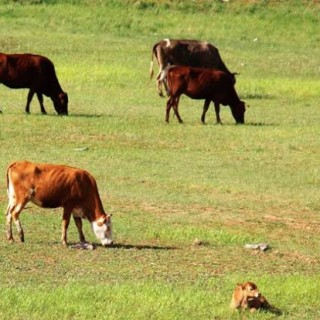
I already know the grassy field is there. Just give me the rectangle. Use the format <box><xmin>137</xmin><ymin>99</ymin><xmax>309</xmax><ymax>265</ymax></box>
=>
<box><xmin>0</xmin><ymin>1</ymin><xmax>320</xmax><ymax>319</ymax></box>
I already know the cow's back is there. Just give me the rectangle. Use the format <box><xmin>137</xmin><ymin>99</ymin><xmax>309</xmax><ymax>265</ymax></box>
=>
<box><xmin>159</xmin><ymin>40</ymin><xmax>230</xmax><ymax>71</ymax></box>
<box><xmin>166</xmin><ymin>66</ymin><xmax>230</xmax><ymax>98</ymax></box>
<box><xmin>0</xmin><ymin>53</ymin><xmax>57</xmax><ymax>91</ymax></box>
<box><xmin>8</xmin><ymin>161</ymin><xmax>98</xmax><ymax>209</ymax></box>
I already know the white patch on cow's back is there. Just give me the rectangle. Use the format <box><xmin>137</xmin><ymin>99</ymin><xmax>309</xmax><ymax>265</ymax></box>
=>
<box><xmin>201</xmin><ymin>41</ymin><xmax>209</xmax><ymax>49</ymax></box>
<box><xmin>164</xmin><ymin>38</ymin><xmax>171</xmax><ymax>47</ymax></box>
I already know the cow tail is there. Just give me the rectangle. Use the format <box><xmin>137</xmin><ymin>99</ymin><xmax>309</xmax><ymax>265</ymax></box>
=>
<box><xmin>159</xmin><ymin>67</ymin><xmax>171</xmax><ymax>97</ymax></box>
<box><xmin>6</xmin><ymin>166</ymin><xmax>9</xmax><ymax>194</ymax></box>
<box><xmin>6</xmin><ymin>162</ymin><xmax>14</xmax><ymax>200</ymax></box>
<box><xmin>149</xmin><ymin>43</ymin><xmax>158</xmax><ymax>80</ymax></box>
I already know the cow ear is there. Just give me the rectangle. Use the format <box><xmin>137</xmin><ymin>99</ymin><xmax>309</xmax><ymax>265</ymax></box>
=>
<box><xmin>241</xmin><ymin>283</ymin><xmax>247</xmax><ymax>290</ymax></box>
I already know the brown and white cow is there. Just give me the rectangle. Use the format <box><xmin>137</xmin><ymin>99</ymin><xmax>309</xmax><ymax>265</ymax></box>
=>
<box><xmin>150</xmin><ymin>39</ymin><xmax>235</xmax><ymax>96</ymax></box>
<box><xmin>0</xmin><ymin>53</ymin><xmax>68</xmax><ymax>115</ymax></box>
<box><xmin>162</xmin><ymin>66</ymin><xmax>245</xmax><ymax>124</ymax></box>
<box><xmin>5</xmin><ymin>161</ymin><xmax>112</xmax><ymax>246</ymax></box>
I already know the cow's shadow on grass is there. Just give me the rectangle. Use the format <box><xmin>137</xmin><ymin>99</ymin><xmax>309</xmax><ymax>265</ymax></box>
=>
<box><xmin>22</xmin><ymin>113</ymin><xmax>106</xmax><ymax>118</ymax></box>
<box><xmin>66</xmin><ymin>242</ymin><xmax>176</xmax><ymax>250</ymax></box>
<box><xmin>245</xmin><ymin>122</ymin><xmax>278</xmax><ymax>127</ymax></box>
<box><xmin>69</xmin><ymin>113</ymin><xmax>106</xmax><ymax>118</ymax></box>
<box><xmin>205</xmin><ymin>122</ymin><xmax>278</xmax><ymax>127</ymax></box>
<box><xmin>106</xmin><ymin>243</ymin><xmax>176</xmax><ymax>250</ymax></box>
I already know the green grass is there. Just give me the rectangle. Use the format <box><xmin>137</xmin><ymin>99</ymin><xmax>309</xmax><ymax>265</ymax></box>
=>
<box><xmin>0</xmin><ymin>1</ymin><xmax>320</xmax><ymax>319</ymax></box>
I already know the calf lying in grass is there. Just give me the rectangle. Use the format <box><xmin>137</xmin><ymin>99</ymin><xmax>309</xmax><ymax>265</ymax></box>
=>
<box><xmin>230</xmin><ymin>281</ymin><xmax>272</xmax><ymax>312</ymax></box>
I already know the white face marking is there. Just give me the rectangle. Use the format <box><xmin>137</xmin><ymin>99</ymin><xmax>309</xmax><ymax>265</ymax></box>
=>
<box><xmin>92</xmin><ymin>219</ymin><xmax>112</xmax><ymax>245</ymax></box>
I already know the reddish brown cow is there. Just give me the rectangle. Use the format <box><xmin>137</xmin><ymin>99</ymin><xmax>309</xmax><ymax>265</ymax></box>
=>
<box><xmin>150</xmin><ymin>39</ymin><xmax>235</xmax><ymax>96</ymax></box>
<box><xmin>162</xmin><ymin>66</ymin><xmax>245</xmax><ymax>124</ymax></box>
<box><xmin>5</xmin><ymin>161</ymin><xmax>112</xmax><ymax>246</ymax></box>
<box><xmin>0</xmin><ymin>53</ymin><xmax>68</xmax><ymax>115</ymax></box>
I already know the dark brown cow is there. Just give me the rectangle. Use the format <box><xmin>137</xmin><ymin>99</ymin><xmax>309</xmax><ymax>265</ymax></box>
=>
<box><xmin>5</xmin><ymin>161</ymin><xmax>113</xmax><ymax>246</ymax></box>
<box><xmin>150</xmin><ymin>39</ymin><xmax>235</xmax><ymax>96</ymax></box>
<box><xmin>0</xmin><ymin>53</ymin><xmax>68</xmax><ymax>115</ymax></box>
<box><xmin>162</xmin><ymin>66</ymin><xmax>245</xmax><ymax>124</ymax></box>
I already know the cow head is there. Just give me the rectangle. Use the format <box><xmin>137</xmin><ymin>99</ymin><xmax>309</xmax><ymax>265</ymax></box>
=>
<box><xmin>231</xmin><ymin>101</ymin><xmax>245</xmax><ymax>124</ymax></box>
<box><xmin>241</xmin><ymin>282</ymin><xmax>261</xmax><ymax>299</ymax></box>
<box><xmin>92</xmin><ymin>214</ymin><xmax>113</xmax><ymax>246</ymax></box>
<box><xmin>52</xmin><ymin>92</ymin><xmax>68</xmax><ymax>115</ymax></box>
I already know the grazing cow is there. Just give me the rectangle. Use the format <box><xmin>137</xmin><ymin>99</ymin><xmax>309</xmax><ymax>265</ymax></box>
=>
<box><xmin>5</xmin><ymin>161</ymin><xmax>113</xmax><ymax>246</ymax></box>
<box><xmin>0</xmin><ymin>53</ymin><xmax>68</xmax><ymax>115</ymax></box>
<box><xmin>150</xmin><ymin>39</ymin><xmax>235</xmax><ymax>96</ymax></box>
<box><xmin>162</xmin><ymin>66</ymin><xmax>245</xmax><ymax>124</ymax></box>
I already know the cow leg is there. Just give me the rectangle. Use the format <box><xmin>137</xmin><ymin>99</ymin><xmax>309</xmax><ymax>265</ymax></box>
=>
<box><xmin>73</xmin><ymin>216</ymin><xmax>86</xmax><ymax>243</ymax></box>
<box><xmin>165</xmin><ymin>97</ymin><xmax>174</xmax><ymax>123</ymax></box>
<box><xmin>5</xmin><ymin>204</ymin><xmax>14</xmax><ymax>242</ymax></box>
<box><xmin>14</xmin><ymin>217</ymin><xmax>25</xmax><ymax>242</ymax></box>
<box><xmin>6</xmin><ymin>200</ymin><xmax>27</xmax><ymax>243</ymax></box>
<box><xmin>214</xmin><ymin>102</ymin><xmax>222</xmax><ymax>124</ymax></box>
<box><xmin>61</xmin><ymin>207</ymin><xmax>72</xmax><ymax>246</ymax></box>
<box><xmin>25</xmin><ymin>90</ymin><xmax>35</xmax><ymax>114</ymax></box>
<box><xmin>157</xmin><ymin>74</ymin><xmax>164</xmax><ymax>97</ymax></box>
<box><xmin>201</xmin><ymin>99</ymin><xmax>211</xmax><ymax>124</ymax></box>
<box><xmin>172</xmin><ymin>96</ymin><xmax>183</xmax><ymax>124</ymax></box>
<box><xmin>36</xmin><ymin>93</ymin><xmax>47</xmax><ymax>115</ymax></box>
